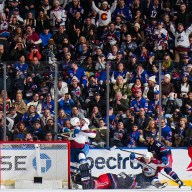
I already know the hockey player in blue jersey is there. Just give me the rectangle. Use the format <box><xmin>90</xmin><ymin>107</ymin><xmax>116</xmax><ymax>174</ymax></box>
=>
<box><xmin>145</xmin><ymin>133</ymin><xmax>185</xmax><ymax>188</ymax></box>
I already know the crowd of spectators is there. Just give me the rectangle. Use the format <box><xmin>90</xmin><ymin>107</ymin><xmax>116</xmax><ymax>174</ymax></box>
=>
<box><xmin>0</xmin><ymin>0</ymin><xmax>192</xmax><ymax>148</ymax></box>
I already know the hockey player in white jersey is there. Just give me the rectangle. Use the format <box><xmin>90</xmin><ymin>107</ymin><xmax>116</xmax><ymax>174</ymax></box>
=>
<box><xmin>68</xmin><ymin>117</ymin><xmax>96</xmax><ymax>189</ymax></box>
<box><xmin>130</xmin><ymin>152</ymin><xmax>168</xmax><ymax>189</ymax></box>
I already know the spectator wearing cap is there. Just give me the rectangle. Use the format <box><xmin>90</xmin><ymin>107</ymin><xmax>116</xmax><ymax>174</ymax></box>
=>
<box><xmin>86</xmin><ymin>91</ymin><xmax>106</xmax><ymax>116</ymax></box>
<box><xmin>162</xmin><ymin>74</ymin><xmax>175</xmax><ymax>98</ymax></box>
<box><xmin>180</xmin><ymin>54</ymin><xmax>191</xmax><ymax>72</ymax></box>
<box><xmin>185</xmin><ymin>64</ymin><xmax>192</xmax><ymax>79</ymax></box>
<box><xmin>131</xmin><ymin>22</ymin><xmax>145</xmax><ymax>47</ymax></box>
<box><xmin>111</xmin><ymin>91</ymin><xmax>129</xmax><ymax>114</ymax></box>
<box><xmin>68</xmin><ymin>76</ymin><xmax>84</xmax><ymax>106</ymax></box>
<box><xmin>50</xmin><ymin>78</ymin><xmax>68</xmax><ymax>100</ymax></box>
<box><xmin>152</xmin><ymin>20</ymin><xmax>168</xmax><ymax>51</ymax></box>
<box><xmin>111</xmin><ymin>75</ymin><xmax>132</xmax><ymax>101</ymax></box>
<box><xmin>50</xmin><ymin>0</ymin><xmax>67</xmax><ymax>32</ymax></box>
<box><xmin>42</xmin><ymin>93</ymin><xmax>55</xmax><ymax>114</ymax></box>
<box><xmin>162</xmin><ymin>92</ymin><xmax>182</xmax><ymax>119</ymax></box>
<box><xmin>121</xmin><ymin>33</ymin><xmax>137</xmax><ymax>56</ymax></box>
<box><xmin>11</xmin><ymin>7</ymin><xmax>24</xmax><ymax>23</ymax></box>
<box><xmin>39</xmin><ymin>26</ymin><xmax>52</xmax><ymax>49</ymax></box>
<box><xmin>22</xmin><ymin>105</ymin><xmax>40</xmax><ymax>131</ymax></box>
<box><xmin>145</xmin><ymin>51</ymin><xmax>156</xmax><ymax>71</ymax></box>
<box><xmin>28</xmin><ymin>45</ymin><xmax>41</xmax><ymax>61</ymax></box>
<box><xmin>170</xmin><ymin>22</ymin><xmax>192</xmax><ymax>63</ymax></box>
<box><xmin>67</xmin><ymin>61</ymin><xmax>87</xmax><ymax>87</ymax></box>
<box><xmin>95</xmin><ymin>53</ymin><xmax>106</xmax><ymax>71</ymax></box>
<box><xmin>127</xmin><ymin>54</ymin><xmax>138</xmax><ymax>72</ymax></box>
<box><xmin>92</xmin><ymin>0</ymin><xmax>117</xmax><ymax>37</ymax></box>
<box><xmin>113</xmin><ymin>0</ymin><xmax>132</xmax><ymax>23</ymax></box>
<box><xmin>130</xmin><ymin>88</ymin><xmax>148</xmax><ymax>114</ymax></box>
<box><xmin>143</xmin><ymin>75</ymin><xmax>159</xmax><ymax>101</ymax></box>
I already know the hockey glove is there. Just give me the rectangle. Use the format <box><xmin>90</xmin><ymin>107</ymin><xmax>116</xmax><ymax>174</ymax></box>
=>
<box><xmin>130</xmin><ymin>153</ymin><xmax>136</xmax><ymax>160</ymax></box>
<box><xmin>161</xmin><ymin>156</ymin><xmax>168</xmax><ymax>165</ymax></box>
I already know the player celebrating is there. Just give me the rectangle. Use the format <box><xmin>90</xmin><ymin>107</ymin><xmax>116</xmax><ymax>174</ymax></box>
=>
<box><xmin>145</xmin><ymin>133</ymin><xmax>185</xmax><ymax>187</ymax></box>
<box><xmin>129</xmin><ymin>151</ymin><xmax>168</xmax><ymax>189</ymax></box>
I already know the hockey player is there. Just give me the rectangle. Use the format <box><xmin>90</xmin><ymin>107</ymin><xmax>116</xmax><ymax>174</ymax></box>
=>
<box><xmin>129</xmin><ymin>151</ymin><xmax>168</xmax><ymax>189</ymax></box>
<box><xmin>69</xmin><ymin>117</ymin><xmax>96</xmax><ymax>171</ymax></box>
<box><xmin>145</xmin><ymin>133</ymin><xmax>185</xmax><ymax>187</ymax></box>
<box><xmin>73</xmin><ymin>171</ymin><xmax>140</xmax><ymax>189</ymax></box>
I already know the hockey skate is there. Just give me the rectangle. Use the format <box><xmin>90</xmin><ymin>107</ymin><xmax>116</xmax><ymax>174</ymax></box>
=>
<box><xmin>154</xmin><ymin>182</ymin><xmax>168</xmax><ymax>189</ymax></box>
<box><xmin>79</xmin><ymin>163</ymin><xmax>94</xmax><ymax>189</ymax></box>
<box><xmin>175</xmin><ymin>179</ymin><xmax>186</xmax><ymax>188</ymax></box>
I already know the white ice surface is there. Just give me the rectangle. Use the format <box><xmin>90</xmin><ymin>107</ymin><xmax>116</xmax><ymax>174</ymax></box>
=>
<box><xmin>0</xmin><ymin>186</ymin><xmax>192</xmax><ymax>192</ymax></box>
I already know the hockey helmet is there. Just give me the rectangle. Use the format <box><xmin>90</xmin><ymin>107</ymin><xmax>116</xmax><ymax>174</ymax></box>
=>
<box><xmin>70</xmin><ymin>117</ymin><xmax>80</xmax><ymax>126</ymax></box>
<box><xmin>82</xmin><ymin>118</ymin><xmax>90</xmax><ymax>126</ymax></box>
<box><xmin>144</xmin><ymin>152</ymin><xmax>153</xmax><ymax>160</ymax></box>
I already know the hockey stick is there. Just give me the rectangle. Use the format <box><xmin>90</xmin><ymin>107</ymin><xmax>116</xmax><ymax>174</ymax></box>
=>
<box><xmin>115</xmin><ymin>146</ymin><xmax>144</xmax><ymax>156</ymax></box>
<box><xmin>116</xmin><ymin>146</ymin><xmax>179</xmax><ymax>184</ymax></box>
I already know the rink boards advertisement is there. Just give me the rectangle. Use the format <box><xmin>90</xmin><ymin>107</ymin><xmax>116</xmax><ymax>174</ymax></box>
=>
<box><xmin>0</xmin><ymin>146</ymin><xmax>192</xmax><ymax>187</ymax></box>
<box><xmin>88</xmin><ymin>148</ymin><xmax>192</xmax><ymax>186</ymax></box>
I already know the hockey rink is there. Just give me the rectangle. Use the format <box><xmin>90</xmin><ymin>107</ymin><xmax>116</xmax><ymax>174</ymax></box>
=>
<box><xmin>1</xmin><ymin>186</ymin><xmax>192</xmax><ymax>192</ymax></box>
